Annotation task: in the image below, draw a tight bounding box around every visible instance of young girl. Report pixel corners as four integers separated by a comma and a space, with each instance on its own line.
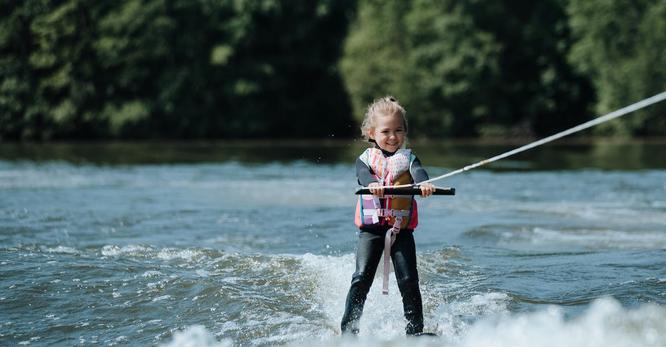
341, 96, 435, 335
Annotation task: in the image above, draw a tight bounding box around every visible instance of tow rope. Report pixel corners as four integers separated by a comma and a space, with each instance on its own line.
377, 90, 666, 188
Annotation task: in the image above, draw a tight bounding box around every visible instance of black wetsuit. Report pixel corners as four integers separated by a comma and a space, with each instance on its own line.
340, 148, 429, 335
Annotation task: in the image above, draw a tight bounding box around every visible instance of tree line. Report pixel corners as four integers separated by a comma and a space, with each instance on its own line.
1, 0, 665, 141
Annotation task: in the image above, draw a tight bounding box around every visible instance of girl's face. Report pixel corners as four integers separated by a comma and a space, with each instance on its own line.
369, 113, 406, 153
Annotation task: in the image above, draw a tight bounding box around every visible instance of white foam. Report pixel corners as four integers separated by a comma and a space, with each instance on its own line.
431, 292, 510, 342
158, 325, 232, 347
297, 253, 507, 340
299, 253, 357, 333
142, 271, 163, 278
101, 245, 152, 257
519, 201, 666, 227
152, 295, 171, 302
517, 227, 666, 250
42, 246, 79, 254
99, 245, 206, 262
443, 292, 510, 317
156, 248, 203, 261
157, 297, 666, 346
459, 297, 666, 347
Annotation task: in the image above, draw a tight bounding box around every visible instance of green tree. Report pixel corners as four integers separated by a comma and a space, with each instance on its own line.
29, 0, 106, 139
403, 0, 500, 137
0, 0, 34, 140
339, 0, 411, 130
214, 0, 355, 139
468, 0, 593, 137
568, 0, 666, 136
1, 0, 355, 140
341, 0, 500, 137
94, 0, 173, 137
340, 0, 592, 138
95, 0, 356, 139
1, 0, 104, 140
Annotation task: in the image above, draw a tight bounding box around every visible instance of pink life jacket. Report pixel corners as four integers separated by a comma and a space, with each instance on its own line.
354, 148, 419, 230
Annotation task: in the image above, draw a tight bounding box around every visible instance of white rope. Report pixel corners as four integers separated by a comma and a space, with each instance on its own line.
379, 90, 666, 189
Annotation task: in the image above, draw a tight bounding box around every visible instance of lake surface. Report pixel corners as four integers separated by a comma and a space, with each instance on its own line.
1, 141, 665, 346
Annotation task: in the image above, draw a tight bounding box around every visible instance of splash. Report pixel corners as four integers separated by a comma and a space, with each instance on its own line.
159, 326, 232, 347
459, 297, 665, 347
159, 298, 666, 347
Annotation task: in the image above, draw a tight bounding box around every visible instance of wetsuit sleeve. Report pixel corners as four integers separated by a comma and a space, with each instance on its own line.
356, 158, 378, 186
410, 156, 430, 184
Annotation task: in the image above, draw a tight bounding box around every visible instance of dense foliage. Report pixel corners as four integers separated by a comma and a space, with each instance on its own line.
568, 0, 666, 135
0, 0, 355, 140
341, 0, 664, 138
1, 0, 665, 140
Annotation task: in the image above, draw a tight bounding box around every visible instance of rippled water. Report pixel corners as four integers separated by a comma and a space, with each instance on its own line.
1, 142, 665, 346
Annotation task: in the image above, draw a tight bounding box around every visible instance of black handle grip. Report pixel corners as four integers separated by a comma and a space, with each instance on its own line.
355, 187, 455, 195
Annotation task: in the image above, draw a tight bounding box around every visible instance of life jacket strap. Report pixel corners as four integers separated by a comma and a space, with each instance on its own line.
364, 209, 411, 218
382, 217, 402, 295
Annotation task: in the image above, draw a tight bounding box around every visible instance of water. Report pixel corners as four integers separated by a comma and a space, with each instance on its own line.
1, 141, 665, 346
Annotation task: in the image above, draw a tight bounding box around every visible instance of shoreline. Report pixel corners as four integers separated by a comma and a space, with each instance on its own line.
3, 136, 666, 147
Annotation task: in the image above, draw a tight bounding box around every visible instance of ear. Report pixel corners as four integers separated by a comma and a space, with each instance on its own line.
366, 128, 375, 140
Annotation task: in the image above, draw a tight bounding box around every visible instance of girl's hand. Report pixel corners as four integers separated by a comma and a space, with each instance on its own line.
368, 182, 384, 197
419, 182, 435, 198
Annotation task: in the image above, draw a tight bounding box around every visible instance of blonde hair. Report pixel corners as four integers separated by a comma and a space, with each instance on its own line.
360, 96, 408, 142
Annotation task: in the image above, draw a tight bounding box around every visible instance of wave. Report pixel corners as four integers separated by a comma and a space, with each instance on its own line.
3, 244, 664, 346
464, 225, 666, 250
160, 297, 666, 347
160, 325, 233, 347
458, 298, 666, 347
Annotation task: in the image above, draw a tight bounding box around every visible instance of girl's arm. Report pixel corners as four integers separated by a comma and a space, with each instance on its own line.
410, 156, 435, 197
410, 157, 429, 183
356, 158, 378, 186
356, 158, 384, 197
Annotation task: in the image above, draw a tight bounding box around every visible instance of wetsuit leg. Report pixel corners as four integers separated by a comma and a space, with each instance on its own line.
340, 230, 384, 334
391, 231, 424, 335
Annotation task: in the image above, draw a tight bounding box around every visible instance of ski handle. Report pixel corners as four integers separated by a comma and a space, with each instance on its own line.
355, 186, 455, 195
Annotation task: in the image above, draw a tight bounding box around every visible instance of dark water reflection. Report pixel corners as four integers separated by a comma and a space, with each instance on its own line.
1, 140, 665, 170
